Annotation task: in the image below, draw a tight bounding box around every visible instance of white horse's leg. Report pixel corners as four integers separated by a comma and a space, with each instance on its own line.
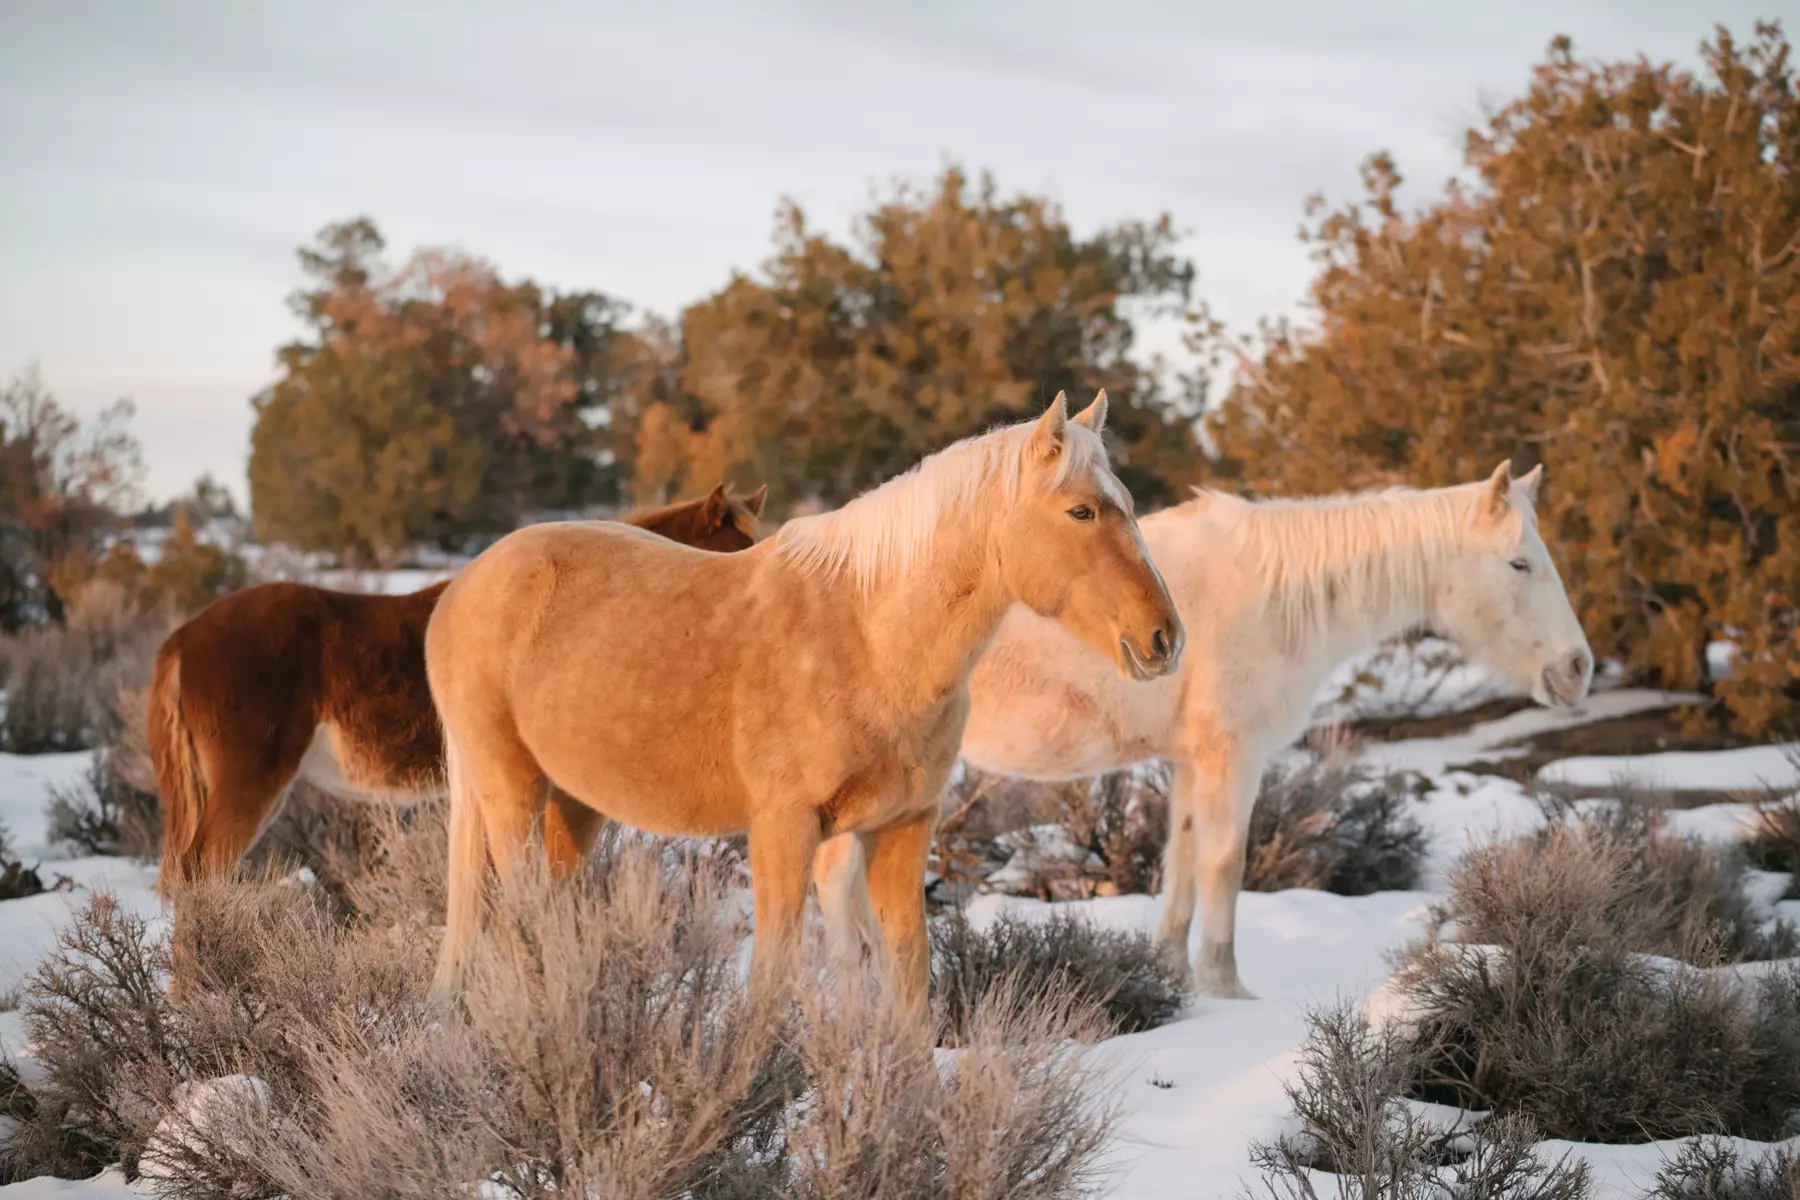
812, 832, 880, 970
1154, 760, 1200, 974
1193, 757, 1259, 999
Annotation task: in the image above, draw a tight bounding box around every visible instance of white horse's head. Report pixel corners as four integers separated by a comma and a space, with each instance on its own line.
1432, 462, 1592, 707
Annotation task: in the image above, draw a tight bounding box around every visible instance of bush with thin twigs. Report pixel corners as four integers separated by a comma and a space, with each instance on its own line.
0, 583, 168, 754
45, 748, 161, 860
4, 810, 1123, 1197
931, 907, 1188, 1038
1006, 767, 1171, 901
1745, 792, 1800, 901
1395, 809, 1800, 1143
1246, 749, 1430, 896
991, 740, 1429, 903
1518, 798, 1796, 964
0, 823, 45, 901
1248, 1003, 1591, 1200
1644, 1138, 1800, 1200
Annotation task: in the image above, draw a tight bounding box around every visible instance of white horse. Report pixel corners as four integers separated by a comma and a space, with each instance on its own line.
815, 462, 1592, 997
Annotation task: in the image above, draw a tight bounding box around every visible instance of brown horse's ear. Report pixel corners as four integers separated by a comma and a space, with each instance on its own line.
1030, 391, 1070, 458
1071, 389, 1108, 433
742, 484, 768, 518
703, 482, 730, 524
1482, 460, 1514, 518
1516, 463, 1544, 505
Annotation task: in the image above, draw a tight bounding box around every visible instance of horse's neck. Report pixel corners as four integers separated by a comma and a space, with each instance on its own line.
1164, 492, 1453, 692
858, 526, 1006, 712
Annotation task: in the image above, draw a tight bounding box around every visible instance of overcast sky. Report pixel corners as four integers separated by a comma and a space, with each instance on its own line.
0, 0, 1778, 501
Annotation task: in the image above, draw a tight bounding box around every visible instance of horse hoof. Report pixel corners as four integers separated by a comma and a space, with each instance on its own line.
1197, 975, 1257, 1000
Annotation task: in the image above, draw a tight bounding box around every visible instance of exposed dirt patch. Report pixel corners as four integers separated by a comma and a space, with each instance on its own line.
1446, 705, 1772, 808
1349, 698, 1537, 743
1350, 694, 1783, 808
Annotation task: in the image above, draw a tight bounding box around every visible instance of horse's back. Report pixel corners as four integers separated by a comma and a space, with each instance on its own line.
427, 521, 785, 835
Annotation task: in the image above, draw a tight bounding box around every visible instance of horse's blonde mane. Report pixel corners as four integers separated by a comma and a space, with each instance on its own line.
1188, 482, 1513, 650
778, 419, 1109, 595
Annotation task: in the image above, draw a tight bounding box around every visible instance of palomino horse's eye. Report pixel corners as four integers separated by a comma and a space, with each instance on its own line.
1067, 505, 1096, 523
1509, 558, 1531, 573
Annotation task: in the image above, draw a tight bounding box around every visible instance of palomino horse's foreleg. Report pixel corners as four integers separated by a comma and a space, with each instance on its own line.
1153, 760, 1200, 970
1191, 759, 1258, 999
812, 833, 880, 969
862, 813, 936, 1009
747, 806, 823, 973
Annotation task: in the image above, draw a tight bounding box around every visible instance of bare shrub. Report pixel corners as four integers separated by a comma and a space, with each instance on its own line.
46, 748, 161, 859
1645, 1138, 1800, 1200
1745, 792, 1800, 901
995, 767, 1170, 902
1486, 800, 1795, 964
932, 907, 1188, 1037
1246, 748, 1429, 896
0, 823, 46, 901
1397, 812, 1800, 1142
7, 814, 1123, 1197
0, 582, 168, 754
5, 893, 177, 1181
1249, 1003, 1591, 1200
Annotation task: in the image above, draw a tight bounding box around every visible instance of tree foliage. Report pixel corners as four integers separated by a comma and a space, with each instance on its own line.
640, 166, 1198, 511
0, 367, 143, 630
1202, 23, 1800, 731
247, 220, 641, 561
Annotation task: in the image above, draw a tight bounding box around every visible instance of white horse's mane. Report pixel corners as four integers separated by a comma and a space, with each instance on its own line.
778, 419, 1110, 595
1187, 482, 1524, 651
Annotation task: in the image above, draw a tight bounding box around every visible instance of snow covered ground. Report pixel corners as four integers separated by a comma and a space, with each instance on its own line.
0, 641, 1793, 1197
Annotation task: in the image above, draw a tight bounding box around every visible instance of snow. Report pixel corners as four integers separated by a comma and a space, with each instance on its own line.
1539, 743, 1800, 794
0, 669, 1797, 1197
0, 1172, 145, 1198
0, 753, 95, 861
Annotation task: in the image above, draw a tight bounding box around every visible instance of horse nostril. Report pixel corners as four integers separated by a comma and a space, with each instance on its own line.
1151, 628, 1170, 662
1567, 651, 1591, 680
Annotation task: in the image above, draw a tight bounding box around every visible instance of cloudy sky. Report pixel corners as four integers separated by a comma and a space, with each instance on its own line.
0, 0, 1774, 501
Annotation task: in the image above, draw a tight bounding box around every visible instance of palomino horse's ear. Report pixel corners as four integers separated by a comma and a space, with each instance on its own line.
1516, 464, 1544, 505
1030, 391, 1070, 457
741, 484, 768, 518
1071, 389, 1108, 433
1482, 460, 1514, 517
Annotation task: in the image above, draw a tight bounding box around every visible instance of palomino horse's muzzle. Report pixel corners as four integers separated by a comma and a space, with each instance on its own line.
1121, 621, 1184, 681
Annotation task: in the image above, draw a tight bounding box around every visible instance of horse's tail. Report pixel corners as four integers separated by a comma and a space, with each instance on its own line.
149, 636, 207, 898
432, 730, 486, 999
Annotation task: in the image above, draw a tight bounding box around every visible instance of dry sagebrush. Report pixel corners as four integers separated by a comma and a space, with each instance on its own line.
1250, 1004, 1591, 1200
4, 811, 1124, 1198
1397, 807, 1800, 1142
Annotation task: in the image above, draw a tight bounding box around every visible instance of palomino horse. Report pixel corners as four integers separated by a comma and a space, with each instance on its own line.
426, 393, 1182, 1002
815, 463, 1592, 997
150, 484, 766, 891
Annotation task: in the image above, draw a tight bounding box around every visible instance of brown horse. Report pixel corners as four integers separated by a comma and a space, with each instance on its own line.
426, 393, 1182, 1005
149, 484, 765, 892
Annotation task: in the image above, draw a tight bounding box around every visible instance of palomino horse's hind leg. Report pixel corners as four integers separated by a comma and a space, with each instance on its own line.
861, 813, 936, 1009
544, 788, 606, 878
434, 719, 546, 996
812, 833, 880, 969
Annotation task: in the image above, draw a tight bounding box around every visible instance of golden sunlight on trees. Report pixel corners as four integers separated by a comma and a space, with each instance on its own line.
1200, 23, 1800, 731
640, 166, 1200, 511
247, 219, 643, 563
